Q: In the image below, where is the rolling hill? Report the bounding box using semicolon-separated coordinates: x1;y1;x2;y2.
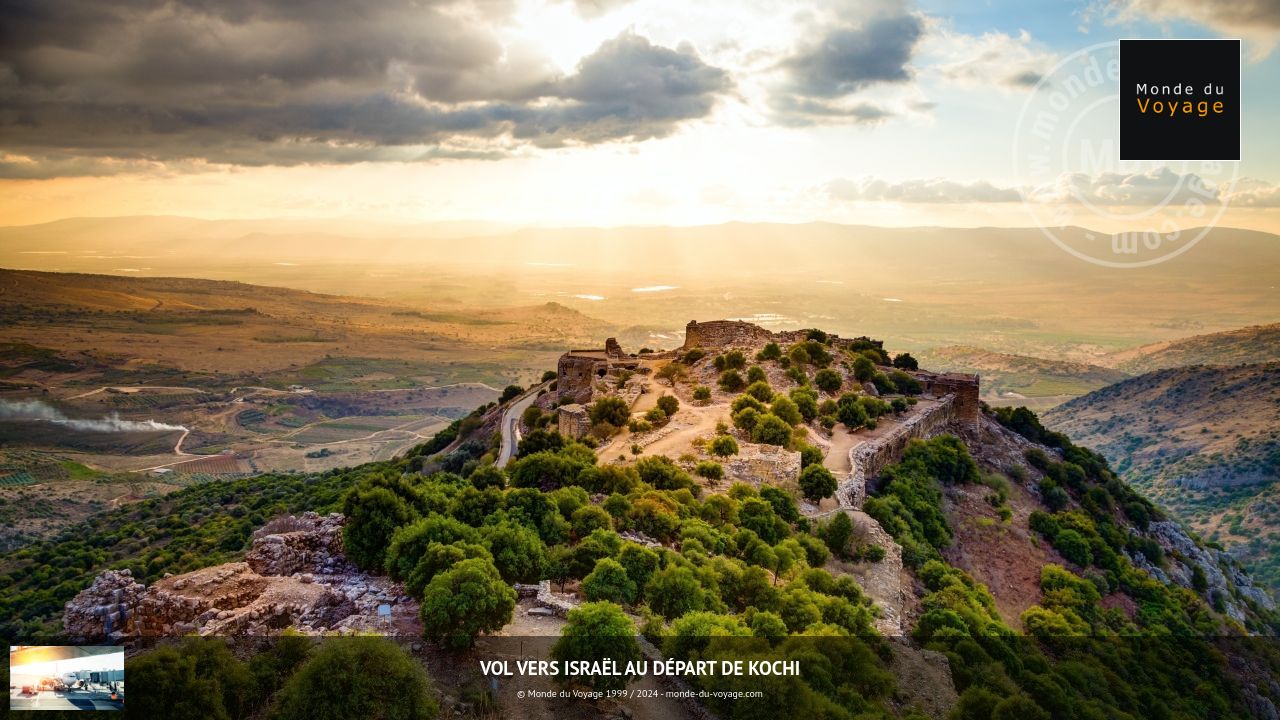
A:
1102;323;1280;374
1045;363;1280;593
917;346;1131;409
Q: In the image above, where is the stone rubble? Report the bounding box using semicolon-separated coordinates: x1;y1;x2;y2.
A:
64;512;417;639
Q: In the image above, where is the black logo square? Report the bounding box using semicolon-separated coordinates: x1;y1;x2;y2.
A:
1120;39;1240;161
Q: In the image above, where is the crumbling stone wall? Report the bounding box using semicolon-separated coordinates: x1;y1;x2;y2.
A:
682;320;777;350
557;404;591;440
914;372;980;427
837;397;958;507
722;442;802;493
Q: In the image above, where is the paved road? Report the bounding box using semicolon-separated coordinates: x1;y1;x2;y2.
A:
496;382;550;468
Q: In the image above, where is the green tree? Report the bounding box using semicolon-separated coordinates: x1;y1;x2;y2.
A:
718;369;746;392
647;565;711;619
892;353;919;370
1052;529;1093;567
343;486;417;573
551;602;642;692
747;365;768;384
589;397;631;427
693;385;712;401
468;464;506;490
385;514;480;581
419;558;516;649
752;413;793;446
821;512;854;557
656;394;680;416
758;342;782;361
483;521;547;582
270;637;439;720
635;455;695;491
582;557;638;604
129;638;258;720
695;461;724;481
500;385;524;403
571;504;613;538
406;542;493;599
710;435;739;457
814;369;843;394
745;380;775;402
799;464;838;502
770;395;803;426
853;356;875;382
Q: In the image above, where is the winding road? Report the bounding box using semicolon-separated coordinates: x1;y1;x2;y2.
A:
496;382;550;468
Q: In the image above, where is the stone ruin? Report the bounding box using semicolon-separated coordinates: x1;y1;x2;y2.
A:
556;403;591;440
64;512;417;640
556;337;644;404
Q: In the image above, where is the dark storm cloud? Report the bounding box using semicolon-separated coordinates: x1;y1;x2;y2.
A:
772;9;923;124
0;1;730;177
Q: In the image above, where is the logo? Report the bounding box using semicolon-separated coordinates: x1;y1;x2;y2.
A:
1013;42;1240;269
1120;39;1240;161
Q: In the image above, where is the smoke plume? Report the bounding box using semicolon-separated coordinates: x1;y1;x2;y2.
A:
0;400;188;433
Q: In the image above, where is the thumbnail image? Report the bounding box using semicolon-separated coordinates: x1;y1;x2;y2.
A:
9;646;123;711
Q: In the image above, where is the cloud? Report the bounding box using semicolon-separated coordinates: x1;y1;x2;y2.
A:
1222;177;1280;207
826;177;1021;203
771;6;924;124
0;2;730;177
924;28;1058;90
1026;167;1223;206
1092;0;1280;56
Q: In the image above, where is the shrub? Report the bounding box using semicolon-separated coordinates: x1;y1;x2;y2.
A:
892;353;918;371
799;464;838;502
589;397;631;427
751;413;793;446
635;455;696;491
270;638;439;720
405;542;492;599
745;380;775;402
747;365;768;384
644;407;668;424
343;487;418;573
1053;529;1093;567
718;370;745;392
483;522;547;583
821;512;854;557
853;356;875;382
758;342;782;361
814;369;843;393
656;395;680;416
693;385;711;401
770;395;803;426
571;504;613;538
419;558;516;649
646;566;711;619
710;435;739;457
468;465;506;491
551;602;642;692
695;461;724;481
582;558;637;604
500;385;524;403
130;639;257;720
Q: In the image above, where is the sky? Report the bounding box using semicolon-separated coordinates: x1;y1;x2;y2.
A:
2;0;1280;231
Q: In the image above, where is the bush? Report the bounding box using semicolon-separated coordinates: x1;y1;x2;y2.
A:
1052;529;1093;567
129;639;257;720
814;369;843;393
405;542;492;599
483;522;548;583
892;353;919;371
745;380;775;402
343;486;418;573
758;342;783;361
693;385;711;401
589;397;631;427
419;558;516;649
710;435;739;457
751;413;793;446
853;356;875;382
821;512;853;557
635;455;696;491
572;504;613;538
644;407;668;425
385;514;480;581
656;395;680;416
695;461;724;481
500;385;524;403
582;558;637;604
270;638;439;720
468;465;506;491
770;395;803;426
551;602;642;692
718;370;746;392
647;566;711;619
747;365;768;384
799;464;838;502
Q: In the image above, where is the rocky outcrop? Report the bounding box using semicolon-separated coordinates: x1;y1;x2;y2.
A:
63;569;147;641
64;512;417;638
1145;520;1275;622
245;512;345;576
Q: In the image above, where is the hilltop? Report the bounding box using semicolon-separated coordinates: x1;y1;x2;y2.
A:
1045;362;1280;594
1102;322;1280;374
1;319;1277;720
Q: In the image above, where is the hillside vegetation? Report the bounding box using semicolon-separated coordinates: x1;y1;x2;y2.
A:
1046;363;1280;593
